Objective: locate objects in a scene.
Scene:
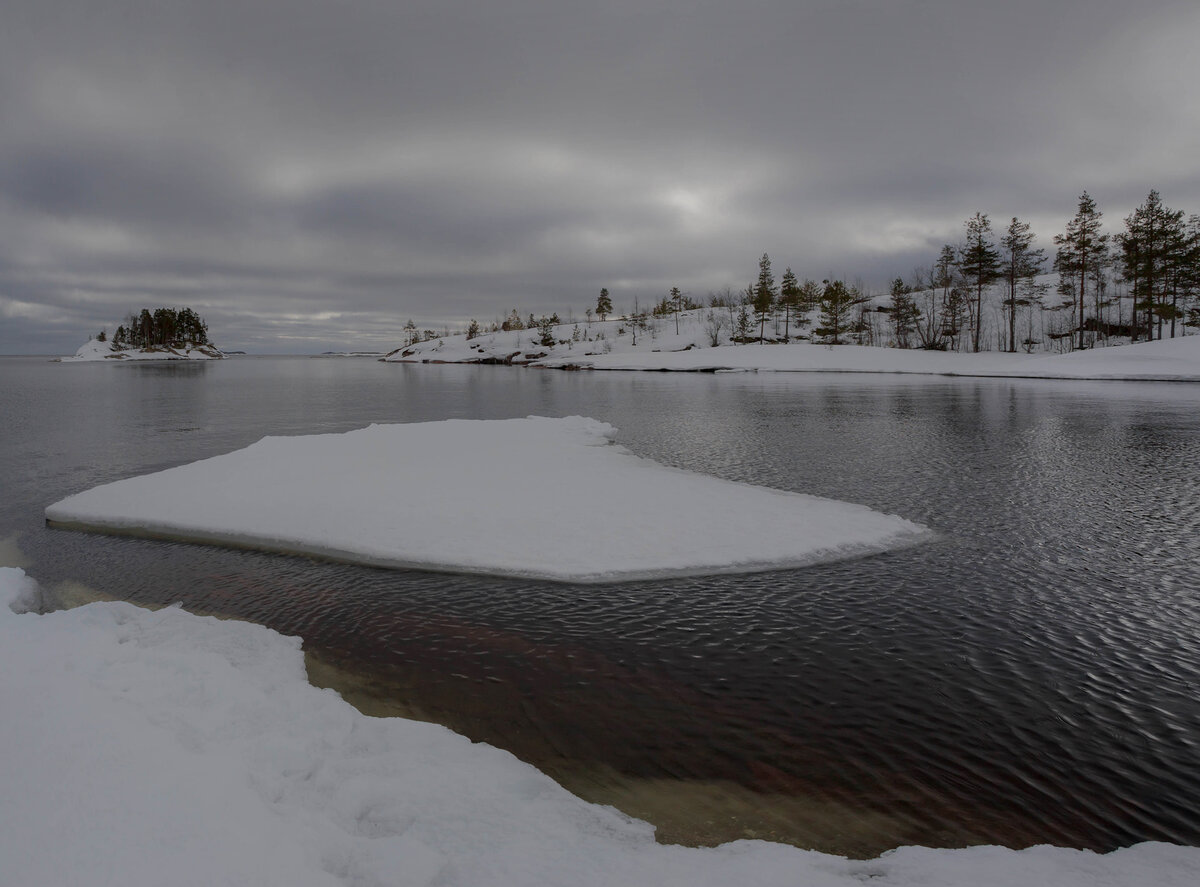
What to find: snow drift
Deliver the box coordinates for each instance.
[2,567,1195,887]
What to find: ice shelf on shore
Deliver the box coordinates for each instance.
[44,416,931,582]
[2,567,1196,887]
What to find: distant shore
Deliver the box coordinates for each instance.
[383,315,1200,383]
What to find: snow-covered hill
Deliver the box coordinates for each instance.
[62,338,226,361]
[383,312,1200,382]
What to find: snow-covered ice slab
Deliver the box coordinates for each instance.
[3,567,1197,887]
[45,416,930,582]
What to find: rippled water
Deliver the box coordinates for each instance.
[3,355,1199,856]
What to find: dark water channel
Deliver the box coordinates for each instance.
[3,355,1199,857]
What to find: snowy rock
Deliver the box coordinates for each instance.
[62,338,226,361]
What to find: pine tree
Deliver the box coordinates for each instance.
[1054,192,1108,350]
[735,305,753,341]
[888,278,920,348]
[1001,217,1047,353]
[1120,190,1186,340]
[752,253,777,343]
[670,286,683,334]
[466,319,481,340]
[926,245,959,350]
[138,309,153,348]
[779,267,800,342]
[596,288,613,321]
[797,278,822,320]
[815,279,857,344]
[1180,215,1200,334]
[959,213,1001,352]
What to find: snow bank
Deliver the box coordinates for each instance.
[385,313,1200,381]
[1,567,1195,887]
[549,335,1200,381]
[45,416,928,582]
[62,338,225,361]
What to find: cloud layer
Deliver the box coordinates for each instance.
[3,0,1198,353]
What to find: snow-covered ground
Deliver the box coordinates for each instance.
[2,567,1196,887]
[62,338,226,361]
[384,313,1200,381]
[45,416,929,582]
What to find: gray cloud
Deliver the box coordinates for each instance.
[2,0,1198,353]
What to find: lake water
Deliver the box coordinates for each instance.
[3,355,1200,857]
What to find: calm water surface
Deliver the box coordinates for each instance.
[2,355,1199,856]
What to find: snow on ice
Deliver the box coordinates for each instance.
[45,416,930,582]
[2,567,1196,887]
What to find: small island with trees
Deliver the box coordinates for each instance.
[65,307,225,361]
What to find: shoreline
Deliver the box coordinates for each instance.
[382,324,1200,383]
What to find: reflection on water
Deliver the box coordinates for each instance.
[4,357,1200,856]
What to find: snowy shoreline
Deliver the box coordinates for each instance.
[61,338,226,362]
[384,314,1200,382]
[3,566,1197,886]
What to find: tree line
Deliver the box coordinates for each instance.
[410,189,1199,354]
[623,189,1200,352]
[109,307,211,350]
[896,190,1199,353]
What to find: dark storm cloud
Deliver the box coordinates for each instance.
[2,0,1198,353]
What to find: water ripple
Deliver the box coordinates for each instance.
[7,362,1200,854]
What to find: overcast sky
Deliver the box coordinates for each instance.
[2,0,1198,354]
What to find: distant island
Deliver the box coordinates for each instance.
[63,307,225,362]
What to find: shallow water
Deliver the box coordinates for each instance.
[3,355,1200,856]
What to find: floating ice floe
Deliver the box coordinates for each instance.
[45,416,930,582]
[2,567,1196,887]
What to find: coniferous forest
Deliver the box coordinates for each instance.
[437,189,1200,357]
[109,307,211,350]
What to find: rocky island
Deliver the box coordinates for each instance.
[63,306,225,361]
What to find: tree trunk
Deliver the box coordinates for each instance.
[1078,262,1087,350]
